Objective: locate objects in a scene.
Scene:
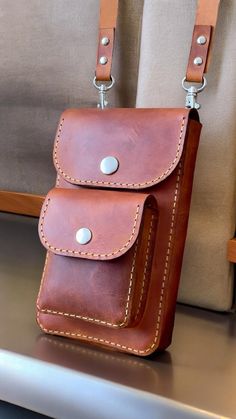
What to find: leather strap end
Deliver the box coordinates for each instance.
[186,25,212,83]
[95,28,115,82]
[186,0,221,83]
[95,0,118,82]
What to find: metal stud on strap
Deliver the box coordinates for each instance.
[93,0,118,109]
[182,0,221,109]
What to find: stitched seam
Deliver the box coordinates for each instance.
[134,215,154,321]
[36,252,49,311]
[37,164,182,354]
[119,241,138,327]
[56,174,60,187]
[38,241,139,328]
[39,200,140,258]
[39,213,154,328]
[53,117,185,188]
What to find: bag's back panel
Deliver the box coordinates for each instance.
[136,0,236,311]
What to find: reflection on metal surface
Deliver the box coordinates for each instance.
[34,335,173,396]
[0,213,236,418]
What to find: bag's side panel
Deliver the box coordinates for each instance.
[150,119,201,349]
[136,0,236,311]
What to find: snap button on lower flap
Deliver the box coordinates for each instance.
[100,156,119,175]
[76,228,92,245]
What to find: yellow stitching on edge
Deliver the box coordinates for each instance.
[53,117,185,188]
[38,242,138,328]
[39,214,154,328]
[134,215,154,320]
[37,164,182,355]
[39,200,140,258]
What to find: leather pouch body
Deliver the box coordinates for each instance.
[37,188,158,329]
[37,108,202,356]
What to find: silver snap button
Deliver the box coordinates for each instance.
[76,228,92,245]
[100,156,119,175]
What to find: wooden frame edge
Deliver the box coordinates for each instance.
[227,238,236,263]
[1,191,236,263]
[0,191,44,217]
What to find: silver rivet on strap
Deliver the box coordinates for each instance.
[99,56,108,65]
[101,37,110,46]
[76,228,92,245]
[100,156,119,175]
[193,56,203,66]
[197,35,207,45]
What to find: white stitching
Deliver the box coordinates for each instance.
[56,174,60,187]
[37,164,182,355]
[36,252,49,312]
[53,117,185,188]
[134,215,154,321]
[38,242,138,328]
[39,200,140,258]
[38,213,154,328]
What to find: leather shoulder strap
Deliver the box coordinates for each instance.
[95,0,118,82]
[186,0,221,83]
[95,0,221,86]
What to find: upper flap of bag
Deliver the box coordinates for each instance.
[53,108,194,190]
[39,188,156,261]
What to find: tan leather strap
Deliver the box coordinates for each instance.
[186,0,221,83]
[95,0,119,82]
[96,0,220,83]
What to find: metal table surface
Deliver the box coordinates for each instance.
[0,212,235,419]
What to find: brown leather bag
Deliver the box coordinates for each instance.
[36,1,220,356]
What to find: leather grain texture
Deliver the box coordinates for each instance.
[38,187,156,260]
[136,0,236,311]
[37,188,158,329]
[53,108,189,189]
[0,0,143,195]
[37,108,202,355]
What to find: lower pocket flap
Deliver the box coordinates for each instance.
[39,188,155,261]
[38,188,158,328]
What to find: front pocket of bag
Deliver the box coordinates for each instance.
[37,187,158,329]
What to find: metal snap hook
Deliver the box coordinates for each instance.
[182,76,207,110]
[93,76,115,109]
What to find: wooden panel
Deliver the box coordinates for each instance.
[227,238,236,263]
[0,191,44,217]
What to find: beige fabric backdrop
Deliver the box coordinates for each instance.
[0,0,143,194]
[0,0,235,311]
[136,0,236,311]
